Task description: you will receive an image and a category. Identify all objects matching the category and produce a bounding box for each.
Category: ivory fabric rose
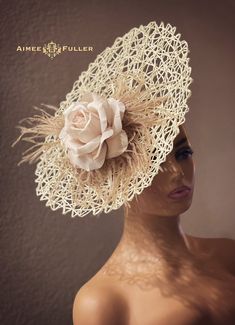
[59,92,128,171]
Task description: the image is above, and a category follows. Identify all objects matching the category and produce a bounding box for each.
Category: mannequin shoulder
[72,280,128,325]
[186,234,235,275]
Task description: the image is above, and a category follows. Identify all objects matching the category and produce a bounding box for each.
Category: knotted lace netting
[33,21,192,217]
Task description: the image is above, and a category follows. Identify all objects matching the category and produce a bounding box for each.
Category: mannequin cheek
[184,159,195,184]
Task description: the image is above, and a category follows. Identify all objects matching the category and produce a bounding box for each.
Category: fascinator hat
[12,21,193,217]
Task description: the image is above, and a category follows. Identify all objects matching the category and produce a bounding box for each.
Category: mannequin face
[131,124,195,217]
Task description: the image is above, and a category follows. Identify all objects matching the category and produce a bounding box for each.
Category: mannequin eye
[175,146,194,161]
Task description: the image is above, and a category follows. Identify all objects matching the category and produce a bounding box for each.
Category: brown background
[1,0,235,324]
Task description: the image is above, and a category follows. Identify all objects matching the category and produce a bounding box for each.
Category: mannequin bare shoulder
[73,236,235,325]
[186,235,235,275]
[72,281,128,325]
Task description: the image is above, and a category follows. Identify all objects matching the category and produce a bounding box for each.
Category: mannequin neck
[118,207,192,264]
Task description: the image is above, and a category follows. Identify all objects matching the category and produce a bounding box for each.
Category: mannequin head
[125,124,195,219]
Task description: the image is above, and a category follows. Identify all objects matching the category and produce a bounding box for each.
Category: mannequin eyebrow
[174,137,187,148]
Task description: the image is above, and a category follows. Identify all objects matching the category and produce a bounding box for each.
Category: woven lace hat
[12,21,193,217]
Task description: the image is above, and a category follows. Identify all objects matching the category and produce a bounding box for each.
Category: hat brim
[35,21,193,217]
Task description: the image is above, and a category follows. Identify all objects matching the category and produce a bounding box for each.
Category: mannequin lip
[168,185,192,198]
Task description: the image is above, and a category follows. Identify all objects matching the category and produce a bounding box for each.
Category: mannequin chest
[125,287,210,325]
[120,275,235,325]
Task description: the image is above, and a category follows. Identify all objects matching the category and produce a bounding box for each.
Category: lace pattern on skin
[101,241,235,322]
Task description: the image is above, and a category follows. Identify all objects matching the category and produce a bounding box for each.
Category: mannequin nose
[165,158,185,179]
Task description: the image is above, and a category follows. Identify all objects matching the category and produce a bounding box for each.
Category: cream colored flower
[59,92,128,171]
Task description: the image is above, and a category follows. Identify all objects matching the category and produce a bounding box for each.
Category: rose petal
[59,128,83,151]
[66,138,84,151]
[71,110,87,128]
[63,102,77,117]
[59,127,67,143]
[108,98,126,135]
[63,102,85,120]
[60,93,128,171]
[106,130,128,159]
[93,128,113,159]
[88,95,108,133]
[72,135,101,156]
[101,98,114,126]
[76,110,101,143]
[68,142,107,171]
[64,104,87,137]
